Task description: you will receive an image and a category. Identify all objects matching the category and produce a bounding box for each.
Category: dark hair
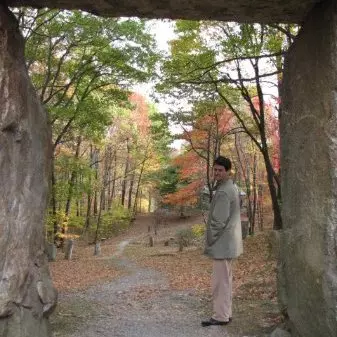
[214,156,232,171]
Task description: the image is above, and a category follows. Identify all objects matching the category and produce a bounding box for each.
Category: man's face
[213,164,228,182]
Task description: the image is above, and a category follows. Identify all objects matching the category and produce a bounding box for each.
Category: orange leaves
[217,107,234,134]
[129,92,151,137]
[182,107,234,151]
[163,180,203,206]
[49,242,123,291]
[173,152,204,179]
[164,152,204,206]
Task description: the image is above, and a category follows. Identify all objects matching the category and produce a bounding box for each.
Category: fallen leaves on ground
[125,285,167,301]
[49,213,189,292]
[50,214,280,335]
[125,231,277,303]
[50,241,123,291]
[234,233,277,301]
[51,213,277,305]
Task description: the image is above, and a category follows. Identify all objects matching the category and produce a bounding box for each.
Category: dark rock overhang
[7,0,320,23]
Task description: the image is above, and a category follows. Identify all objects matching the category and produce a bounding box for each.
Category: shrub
[191,223,205,238]
[176,228,196,250]
[176,224,206,251]
[68,215,85,233]
[99,202,132,237]
[45,210,68,243]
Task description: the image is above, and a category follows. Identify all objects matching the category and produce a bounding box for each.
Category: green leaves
[149,106,172,160]
[15,8,161,149]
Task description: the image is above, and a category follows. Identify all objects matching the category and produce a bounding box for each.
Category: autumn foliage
[129,92,151,137]
[251,96,280,173]
[163,107,236,207]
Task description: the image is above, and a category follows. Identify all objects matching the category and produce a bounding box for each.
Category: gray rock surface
[270,328,291,337]
[0,5,56,337]
[8,0,319,23]
[280,0,337,336]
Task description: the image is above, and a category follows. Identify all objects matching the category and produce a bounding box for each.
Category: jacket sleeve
[207,191,230,245]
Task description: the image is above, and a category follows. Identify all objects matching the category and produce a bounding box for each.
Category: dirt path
[50,214,277,337]
[52,243,233,337]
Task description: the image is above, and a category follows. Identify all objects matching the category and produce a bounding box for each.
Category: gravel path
[53,240,240,337]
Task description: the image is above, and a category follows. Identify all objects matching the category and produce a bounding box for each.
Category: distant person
[202,156,243,327]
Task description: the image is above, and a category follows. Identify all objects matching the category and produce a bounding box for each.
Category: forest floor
[49,213,282,337]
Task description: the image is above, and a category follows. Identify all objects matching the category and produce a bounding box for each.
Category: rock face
[270,327,292,337]
[8,0,319,23]
[0,5,57,337]
[280,1,337,336]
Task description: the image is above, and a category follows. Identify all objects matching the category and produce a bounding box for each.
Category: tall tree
[158,21,297,229]
[15,8,160,239]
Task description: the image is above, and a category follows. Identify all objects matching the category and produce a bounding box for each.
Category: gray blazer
[204,179,243,259]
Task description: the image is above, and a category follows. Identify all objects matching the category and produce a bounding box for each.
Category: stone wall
[8,0,319,23]
[280,1,337,336]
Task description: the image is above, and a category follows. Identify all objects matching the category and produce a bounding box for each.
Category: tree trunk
[235,134,255,232]
[127,172,135,209]
[121,138,130,206]
[132,155,147,216]
[262,148,282,230]
[65,136,81,217]
[51,161,58,243]
[148,191,152,213]
[0,6,57,336]
[93,190,98,215]
[84,145,94,233]
[108,150,117,210]
[257,184,264,231]
[92,147,99,215]
[94,148,109,244]
[94,183,105,244]
[133,175,141,215]
[77,199,81,217]
[251,152,258,234]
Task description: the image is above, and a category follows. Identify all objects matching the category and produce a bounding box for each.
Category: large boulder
[280,1,337,336]
[0,5,57,336]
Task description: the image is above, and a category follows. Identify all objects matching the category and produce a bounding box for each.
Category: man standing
[202,156,243,327]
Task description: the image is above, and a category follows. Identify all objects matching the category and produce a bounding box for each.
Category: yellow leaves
[191,223,205,238]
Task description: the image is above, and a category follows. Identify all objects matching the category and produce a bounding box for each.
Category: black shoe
[201,318,229,327]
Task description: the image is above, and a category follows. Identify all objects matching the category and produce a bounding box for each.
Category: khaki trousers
[211,259,232,322]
